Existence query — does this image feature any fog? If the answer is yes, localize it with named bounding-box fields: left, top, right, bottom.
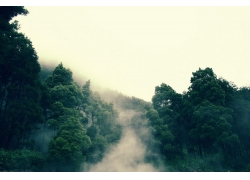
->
left=36, top=62, right=165, bottom=171
left=83, top=108, right=164, bottom=172
left=84, top=128, right=156, bottom=171
left=13, top=6, right=250, bottom=102
left=31, top=125, right=56, bottom=153
left=3, top=5, right=250, bottom=173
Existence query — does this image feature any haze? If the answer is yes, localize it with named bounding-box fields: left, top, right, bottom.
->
left=13, top=6, right=250, bottom=101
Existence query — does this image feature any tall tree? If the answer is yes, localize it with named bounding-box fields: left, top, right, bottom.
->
left=152, top=83, right=186, bottom=158
left=0, top=6, right=43, bottom=149
left=188, top=67, right=226, bottom=106
left=48, top=117, right=91, bottom=171
left=42, top=63, right=92, bottom=171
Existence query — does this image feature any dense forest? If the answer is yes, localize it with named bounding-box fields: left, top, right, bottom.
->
left=147, top=69, right=250, bottom=171
left=1, top=6, right=250, bottom=172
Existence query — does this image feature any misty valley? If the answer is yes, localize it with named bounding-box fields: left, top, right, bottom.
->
left=2, top=6, right=250, bottom=172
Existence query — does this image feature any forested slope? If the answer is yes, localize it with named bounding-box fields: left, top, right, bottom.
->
left=1, top=6, right=250, bottom=172
left=0, top=7, right=122, bottom=171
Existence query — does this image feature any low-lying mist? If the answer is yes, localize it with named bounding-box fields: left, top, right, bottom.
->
left=82, top=94, right=165, bottom=172
left=39, top=61, right=165, bottom=172
left=84, top=128, right=156, bottom=172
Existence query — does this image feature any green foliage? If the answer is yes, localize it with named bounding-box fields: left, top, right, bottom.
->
left=48, top=117, right=91, bottom=171
left=0, top=6, right=43, bottom=149
left=40, top=66, right=54, bottom=82
left=0, top=6, right=28, bottom=22
left=146, top=107, right=180, bottom=161
left=188, top=67, right=226, bottom=106
left=45, top=63, right=73, bottom=88
left=81, top=85, right=122, bottom=164
left=188, top=100, right=236, bottom=156
left=87, top=124, right=98, bottom=139
left=147, top=67, right=250, bottom=171
left=82, top=79, right=91, bottom=104
left=2, top=8, right=250, bottom=172
left=0, top=148, right=45, bottom=172
left=0, top=6, right=124, bottom=172
left=150, top=83, right=186, bottom=160
left=39, top=63, right=122, bottom=170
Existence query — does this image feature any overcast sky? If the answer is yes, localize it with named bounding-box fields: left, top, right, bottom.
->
left=13, top=6, right=250, bottom=102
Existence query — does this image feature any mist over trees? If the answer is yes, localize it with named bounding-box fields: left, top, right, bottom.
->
left=1, top=6, right=250, bottom=172
left=0, top=7, right=122, bottom=171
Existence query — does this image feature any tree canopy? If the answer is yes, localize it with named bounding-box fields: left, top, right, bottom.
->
left=1, top=6, right=250, bottom=172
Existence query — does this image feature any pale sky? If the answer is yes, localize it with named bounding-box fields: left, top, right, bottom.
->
left=13, top=6, right=250, bottom=102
